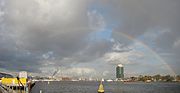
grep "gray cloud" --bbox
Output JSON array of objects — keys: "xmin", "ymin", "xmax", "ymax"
[
  {"xmin": 100, "ymin": 0, "xmax": 180, "ymax": 36},
  {"xmin": 0, "ymin": 0, "xmax": 180, "ymax": 77},
  {"xmin": 99, "ymin": 0, "xmax": 180, "ymax": 75},
  {"xmin": 0, "ymin": 0, "xmax": 92, "ymax": 72}
]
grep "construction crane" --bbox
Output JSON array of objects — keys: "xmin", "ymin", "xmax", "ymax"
[{"xmin": 51, "ymin": 68, "xmax": 60, "ymax": 78}]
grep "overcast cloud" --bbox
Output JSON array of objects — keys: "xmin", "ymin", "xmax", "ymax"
[{"xmin": 0, "ymin": 0, "xmax": 179, "ymax": 78}]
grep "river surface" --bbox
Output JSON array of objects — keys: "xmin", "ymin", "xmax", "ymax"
[{"xmin": 30, "ymin": 81, "xmax": 180, "ymax": 93}]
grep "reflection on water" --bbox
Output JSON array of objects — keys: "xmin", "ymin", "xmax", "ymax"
[{"xmin": 30, "ymin": 81, "xmax": 180, "ymax": 93}]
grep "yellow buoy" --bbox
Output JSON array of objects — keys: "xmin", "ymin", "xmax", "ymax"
[{"xmin": 98, "ymin": 81, "xmax": 104, "ymax": 93}]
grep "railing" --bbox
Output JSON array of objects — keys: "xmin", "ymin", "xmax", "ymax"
[
  {"xmin": 0, "ymin": 83, "xmax": 29, "ymax": 93},
  {"xmin": 0, "ymin": 84, "xmax": 17, "ymax": 93}
]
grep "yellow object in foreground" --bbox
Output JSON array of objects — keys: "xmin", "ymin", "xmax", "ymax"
[
  {"xmin": 1, "ymin": 78, "xmax": 27, "ymax": 86},
  {"xmin": 98, "ymin": 81, "xmax": 104, "ymax": 93}
]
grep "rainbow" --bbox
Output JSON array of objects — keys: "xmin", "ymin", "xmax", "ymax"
[{"xmin": 112, "ymin": 31, "xmax": 176, "ymax": 76}]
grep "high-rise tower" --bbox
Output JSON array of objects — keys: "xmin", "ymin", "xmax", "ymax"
[{"xmin": 116, "ymin": 64, "xmax": 124, "ymax": 79}]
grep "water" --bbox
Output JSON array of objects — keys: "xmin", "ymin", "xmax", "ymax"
[{"xmin": 30, "ymin": 81, "xmax": 180, "ymax": 93}]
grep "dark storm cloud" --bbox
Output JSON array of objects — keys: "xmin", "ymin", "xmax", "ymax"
[
  {"xmin": 4, "ymin": 0, "xmax": 91, "ymax": 56},
  {"xmin": 0, "ymin": 0, "xmax": 114, "ymax": 73},
  {"xmin": 97, "ymin": 0, "xmax": 180, "ymax": 37},
  {"xmin": 0, "ymin": 0, "xmax": 93, "ymax": 72},
  {"xmin": 0, "ymin": 0, "xmax": 180, "ymax": 76}
]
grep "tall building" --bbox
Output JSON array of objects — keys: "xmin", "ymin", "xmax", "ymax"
[{"xmin": 116, "ymin": 64, "xmax": 124, "ymax": 79}]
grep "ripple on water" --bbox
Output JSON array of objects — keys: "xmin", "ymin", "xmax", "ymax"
[{"xmin": 30, "ymin": 81, "xmax": 180, "ymax": 93}]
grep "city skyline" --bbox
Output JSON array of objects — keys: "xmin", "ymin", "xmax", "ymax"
[{"xmin": 0, "ymin": 0, "xmax": 180, "ymax": 78}]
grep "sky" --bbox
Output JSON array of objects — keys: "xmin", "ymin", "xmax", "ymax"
[{"xmin": 0, "ymin": 0, "xmax": 180, "ymax": 78}]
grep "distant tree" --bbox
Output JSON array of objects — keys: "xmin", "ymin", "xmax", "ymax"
[
  {"xmin": 138, "ymin": 75, "xmax": 144, "ymax": 81},
  {"xmin": 162, "ymin": 75, "xmax": 174, "ymax": 82},
  {"xmin": 130, "ymin": 77, "xmax": 136, "ymax": 81},
  {"xmin": 153, "ymin": 74, "xmax": 161, "ymax": 81},
  {"xmin": 137, "ymin": 75, "xmax": 151, "ymax": 82},
  {"xmin": 142, "ymin": 76, "xmax": 153, "ymax": 82},
  {"xmin": 176, "ymin": 75, "xmax": 180, "ymax": 81}
]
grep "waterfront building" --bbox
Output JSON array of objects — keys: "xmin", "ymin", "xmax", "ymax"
[
  {"xmin": 116, "ymin": 64, "xmax": 124, "ymax": 80},
  {"xmin": 19, "ymin": 71, "xmax": 28, "ymax": 78}
]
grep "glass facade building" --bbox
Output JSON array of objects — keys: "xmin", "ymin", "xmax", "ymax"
[{"xmin": 116, "ymin": 64, "xmax": 124, "ymax": 79}]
